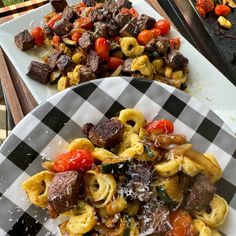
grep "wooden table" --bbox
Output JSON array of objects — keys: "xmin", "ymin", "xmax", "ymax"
[{"xmin": 0, "ymin": 0, "xmax": 172, "ymax": 125}]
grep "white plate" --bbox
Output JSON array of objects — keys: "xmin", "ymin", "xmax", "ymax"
[{"xmin": 0, "ymin": 0, "xmax": 236, "ymax": 133}]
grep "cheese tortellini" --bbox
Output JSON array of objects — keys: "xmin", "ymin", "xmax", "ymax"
[
  {"xmin": 22, "ymin": 170, "xmax": 55, "ymax": 208},
  {"xmin": 193, "ymin": 219, "xmax": 212, "ymax": 236},
  {"xmin": 120, "ymin": 37, "xmax": 144, "ymax": 57},
  {"xmin": 131, "ymin": 55, "xmax": 154, "ymax": 76},
  {"xmin": 67, "ymin": 138, "xmax": 94, "ymax": 151}
]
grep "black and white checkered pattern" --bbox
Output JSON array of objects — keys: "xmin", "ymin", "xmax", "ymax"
[{"xmin": 0, "ymin": 77, "xmax": 235, "ymax": 236}]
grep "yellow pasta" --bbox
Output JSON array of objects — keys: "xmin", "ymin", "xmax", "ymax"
[
  {"xmin": 193, "ymin": 219, "xmax": 212, "ymax": 236},
  {"xmin": 84, "ymin": 170, "xmax": 116, "ymax": 208},
  {"xmin": 67, "ymin": 138, "xmax": 94, "ymax": 151},
  {"xmin": 120, "ymin": 37, "xmax": 144, "ymax": 57},
  {"xmin": 154, "ymin": 158, "xmax": 180, "ymax": 177},
  {"xmin": 118, "ymin": 109, "xmax": 145, "ymax": 134},
  {"xmin": 194, "ymin": 194, "xmax": 229, "ymax": 228},
  {"xmin": 181, "ymin": 156, "xmax": 204, "ymax": 176},
  {"xmin": 92, "ymin": 147, "xmax": 119, "ymax": 162},
  {"xmin": 131, "ymin": 55, "xmax": 154, "ymax": 76},
  {"xmin": 22, "ymin": 170, "xmax": 55, "ymax": 208},
  {"xmin": 106, "ymin": 197, "xmax": 127, "ymax": 215}
]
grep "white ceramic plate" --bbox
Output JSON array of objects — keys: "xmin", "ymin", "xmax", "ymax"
[
  {"xmin": 0, "ymin": 77, "xmax": 235, "ymax": 235},
  {"xmin": 0, "ymin": 0, "xmax": 236, "ymax": 133}
]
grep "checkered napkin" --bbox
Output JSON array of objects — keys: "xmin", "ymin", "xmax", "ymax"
[{"xmin": 0, "ymin": 77, "xmax": 235, "ymax": 236}]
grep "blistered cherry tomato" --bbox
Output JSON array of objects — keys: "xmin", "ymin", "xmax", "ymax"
[
  {"xmin": 154, "ymin": 19, "xmax": 171, "ymax": 35},
  {"xmin": 151, "ymin": 28, "xmax": 161, "ymax": 38},
  {"xmin": 76, "ymin": 17, "xmax": 94, "ymax": 30},
  {"xmin": 31, "ymin": 27, "xmax": 44, "ymax": 47},
  {"xmin": 107, "ymin": 57, "xmax": 123, "ymax": 70},
  {"xmin": 53, "ymin": 149, "xmax": 94, "ymax": 172},
  {"xmin": 196, "ymin": 0, "xmax": 214, "ymax": 13},
  {"xmin": 120, "ymin": 7, "xmax": 138, "ymax": 17},
  {"xmin": 52, "ymin": 35, "xmax": 60, "ymax": 48},
  {"xmin": 47, "ymin": 14, "xmax": 62, "ymax": 28},
  {"xmin": 214, "ymin": 4, "xmax": 231, "ymax": 16},
  {"xmin": 137, "ymin": 30, "xmax": 153, "ymax": 45},
  {"xmin": 145, "ymin": 119, "xmax": 174, "ymax": 134},
  {"xmin": 169, "ymin": 37, "xmax": 181, "ymax": 49},
  {"xmin": 196, "ymin": 5, "xmax": 206, "ymax": 17},
  {"xmin": 71, "ymin": 32, "xmax": 82, "ymax": 42},
  {"xmin": 95, "ymin": 37, "xmax": 109, "ymax": 61},
  {"xmin": 165, "ymin": 210, "xmax": 196, "ymax": 236}
]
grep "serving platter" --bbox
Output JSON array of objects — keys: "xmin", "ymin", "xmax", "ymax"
[
  {"xmin": 0, "ymin": 0, "xmax": 236, "ymax": 133},
  {"xmin": 0, "ymin": 77, "xmax": 235, "ymax": 235}
]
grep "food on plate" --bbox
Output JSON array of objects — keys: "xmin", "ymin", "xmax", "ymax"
[
  {"xmin": 22, "ymin": 108, "xmax": 228, "ymax": 235},
  {"xmin": 14, "ymin": 0, "xmax": 189, "ymax": 90},
  {"xmin": 195, "ymin": 0, "xmax": 234, "ymax": 29}
]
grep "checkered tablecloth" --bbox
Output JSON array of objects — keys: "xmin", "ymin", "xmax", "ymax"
[{"xmin": 0, "ymin": 77, "xmax": 235, "ymax": 235}]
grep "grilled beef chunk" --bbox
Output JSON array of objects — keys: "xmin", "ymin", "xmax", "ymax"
[
  {"xmin": 166, "ymin": 51, "xmax": 189, "ymax": 70},
  {"xmin": 179, "ymin": 173, "xmax": 193, "ymax": 195},
  {"xmin": 140, "ymin": 200, "xmax": 171, "ymax": 234},
  {"xmin": 122, "ymin": 58, "xmax": 133, "ymax": 74},
  {"xmin": 94, "ymin": 22, "xmax": 109, "ymax": 38},
  {"xmin": 186, "ymin": 173, "xmax": 216, "ymax": 213},
  {"xmin": 62, "ymin": 6, "xmax": 76, "ymax": 22},
  {"xmin": 50, "ymin": 0, "xmax": 68, "ymax": 12},
  {"xmin": 114, "ymin": 13, "xmax": 132, "ymax": 29},
  {"xmin": 90, "ymin": 8, "xmax": 106, "ymax": 22},
  {"xmin": 86, "ymin": 50, "xmax": 100, "ymax": 74},
  {"xmin": 123, "ymin": 162, "xmax": 153, "ymax": 202},
  {"xmin": 47, "ymin": 171, "xmax": 82, "ymax": 217},
  {"xmin": 84, "ymin": 118, "xmax": 124, "ymax": 148},
  {"xmin": 119, "ymin": 18, "xmax": 139, "ymax": 37},
  {"xmin": 137, "ymin": 14, "xmax": 156, "ymax": 31},
  {"xmin": 48, "ymin": 51, "xmax": 63, "ymax": 70},
  {"xmin": 43, "ymin": 24, "xmax": 54, "ymax": 39},
  {"xmin": 27, "ymin": 61, "xmax": 50, "ymax": 84},
  {"xmin": 145, "ymin": 38, "xmax": 157, "ymax": 52},
  {"xmin": 156, "ymin": 37, "xmax": 171, "ymax": 56},
  {"xmin": 52, "ymin": 18, "xmax": 72, "ymax": 36},
  {"xmin": 79, "ymin": 32, "xmax": 93, "ymax": 50},
  {"xmin": 117, "ymin": 0, "xmax": 132, "ymax": 8},
  {"xmin": 56, "ymin": 55, "xmax": 75, "ymax": 74},
  {"xmin": 79, "ymin": 66, "xmax": 96, "ymax": 82},
  {"xmin": 83, "ymin": 123, "xmax": 94, "ymax": 135},
  {"xmin": 15, "ymin": 30, "xmax": 34, "ymax": 51}
]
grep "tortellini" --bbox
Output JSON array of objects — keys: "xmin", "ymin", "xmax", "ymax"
[
  {"xmin": 84, "ymin": 170, "xmax": 116, "ymax": 208},
  {"xmin": 154, "ymin": 158, "xmax": 180, "ymax": 177},
  {"xmin": 92, "ymin": 147, "xmax": 119, "ymax": 162},
  {"xmin": 67, "ymin": 138, "xmax": 94, "ymax": 151},
  {"xmin": 193, "ymin": 219, "xmax": 212, "ymax": 236},
  {"xmin": 194, "ymin": 194, "xmax": 229, "ymax": 228},
  {"xmin": 131, "ymin": 55, "xmax": 154, "ymax": 76},
  {"xmin": 67, "ymin": 65, "xmax": 82, "ymax": 86},
  {"xmin": 22, "ymin": 170, "xmax": 55, "ymax": 208},
  {"xmin": 65, "ymin": 201, "xmax": 97, "ymax": 235},
  {"xmin": 152, "ymin": 59, "xmax": 163, "ymax": 72},
  {"xmin": 118, "ymin": 109, "xmax": 145, "ymax": 134},
  {"xmin": 106, "ymin": 197, "xmax": 127, "ymax": 215},
  {"xmin": 120, "ymin": 37, "xmax": 144, "ymax": 57},
  {"xmin": 181, "ymin": 156, "xmax": 204, "ymax": 177}
]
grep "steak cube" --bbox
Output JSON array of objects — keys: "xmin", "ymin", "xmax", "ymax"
[
  {"xmin": 86, "ymin": 50, "xmax": 100, "ymax": 75},
  {"xmin": 62, "ymin": 6, "xmax": 77, "ymax": 22},
  {"xmin": 15, "ymin": 30, "xmax": 34, "ymax": 51},
  {"xmin": 56, "ymin": 55, "xmax": 75, "ymax": 74},
  {"xmin": 52, "ymin": 18, "xmax": 72, "ymax": 36},
  {"xmin": 50, "ymin": 0, "xmax": 68, "ymax": 12},
  {"xmin": 27, "ymin": 61, "xmax": 50, "ymax": 84},
  {"xmin": 79, "ymin": 66, "xmax": 96, "ymax": 83},
  {"xmin": 48, "ymin": 51, "xmax": 63, "ymax": 70}
]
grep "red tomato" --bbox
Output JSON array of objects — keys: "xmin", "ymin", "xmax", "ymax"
[
  {"xmin": 71, "ymin": 32, "xmax": 82, "ymax": 42},
  {"xmin": 195, "ymin": 5, "xmax": 206, "ymax": 17},
  {"xmin": 75, "ymin": 2, "xmax": 86, "ymax": 13},
  {"xmin": 52, "ymin": 35, "xmax": 60, "ymax": 48},
  {"xmin": 166, "ymin": 210, "xmax": 196, "ymax": 236},
  {"xmin": 214, "ymin": 4, "xmax": 231, "ymax": 16},
  {"xmin": 129, "ymin": 7, "xmax": 139, "ymax": 17},
  {"xmin": 169, "ymin": 37, "xmax": 181, "ymax": 49},
  {"xmin": 137, "ymin": 30, "xmax": 154, "ymax": 45},
  {"xmin": 76, "ymin": 17, "xmax": 94, "ymax": 30},
  {"xmin": 31, "ymin": 27, "xmax": 44, "ymax": 47},
  {"xmin": 47, "ymin": 14, "xmax": 62, "ymax": 28},
  {"xmin": 154, "ymin": 19, "xmax": 171, "ymax": 36},
  {"xmin": 95, "ymin": 37, "xmax": 109, "ymax": 61},
  {"xmin": 53, "ymin": 149, "xmax": 94, "ymax": 172},
  {"xmin": 145, "ymin": 119, "xmax": 174, "ymax": 134},
  {"xmin": 151, "ymin": 28, "xmax": 161, "ymax": 38},
  {"xmin": 120, "ymin": 7, "xmax": 130, "ymax": 14},
  {"xmin": 196, "ymin": 0, "xmax": 214, "ymax": 13},
  {"xmin": 107, "ymin": 57, "xmax": 123, "ymax": 70}
]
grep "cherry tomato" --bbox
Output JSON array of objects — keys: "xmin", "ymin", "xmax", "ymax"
[
  {"xmin": 47, "ymin": 14, "xmax": 62, "ymax": 28},
  {"xmin": 137, "ymin": 30, "xmax": 154, "ymax": 45},
  {"xmin": 31, "ymin": 27, "xmax": 44, "ymax": 47},
  {"xmin": 53, "ymin": 149, "xmax": 94, "ymax": 172},
  {"xmin": 196, "ymin": 0, "xmax": 214, "ymax": 13},
  {"xmin": 75, "ymin": 2, "xmax": 86, "ymax": 13},
  {"xmin": 166, "ymin": 210, "xmax": 195, "ymax": 236},
  {"xmin": 195, "ymin": 5, "xmax": 206, "ymax": 17},
  {"xmin": 169, "ymin": 37, "xmax": 181, "ymax": 49},
  {"xmin": 76, "ymin": 17, "xmax": 94, "ymax": 30},
  {"xmin": 145, "ymin": 119, "xmax": 174, "ymax": 134},
  {"xmin": 151, "ymin": 28, "xmax": 161, "ymax": 38},
  {"xmin": 52, "ymin": 35, "xmax": 60, "ymax": 48},
  {"xmin": 95, "ymin": 37, "xmax": 109, "ymax": 61},
  {"xmin": 154, "ymin": 19, "xmax": 171, "ymax": 36},
  {"xmin": 71, "ymin": 32, "xmax": 82, "ymax": 42},
  {"xmin": 107, "ymin": 57, "xmax": 123, "ymax": 70},
  {"xmin": 129, "ymin": 7, "xmax": 139, "ymax": 17},
  {"xmin": 120, "ymin": 7, "xmax": 130, "ymax": 14},
  {"xmin": 214, "ymin": 4, "xmax": 231, "ymax": 16}
]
